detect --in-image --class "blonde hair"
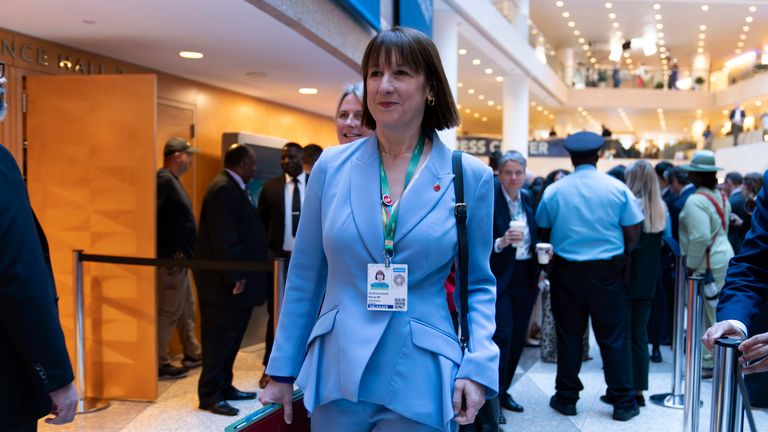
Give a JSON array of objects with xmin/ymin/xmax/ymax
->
[{"xmin": 626, "ymin": 160, "xmax": 667, "ymax": 233}]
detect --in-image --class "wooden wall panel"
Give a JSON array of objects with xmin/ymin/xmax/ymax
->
[{"xmin": 26, "ymin": 74, "xmax": 157, "ymax": 401}]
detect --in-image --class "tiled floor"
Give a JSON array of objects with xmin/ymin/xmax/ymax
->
[{"xmin": 38, "ymin": 341, "xmax": 767, "ymax": 431}]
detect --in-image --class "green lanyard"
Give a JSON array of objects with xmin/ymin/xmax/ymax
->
[{"xmin": 379, "ymin": 134, "xmax": 425, "ymax": 266}]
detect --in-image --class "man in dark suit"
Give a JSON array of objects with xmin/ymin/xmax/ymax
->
[
  {"xmin": 0, "ymin": 143, "xmax": 78, "ymax": 431},
  {"xmin": 703, "ymin": 169, "xmax": 768, "ymax": 385},
  {"xmin": 723, "ymin": 172, "xmax": 747, "ymax": 254},
  {"xmin": 665, "ymin": 166, "xmax": 694, "ymax": 241},
  {"xmin": 194, "ymin": 144, "xmax": 268, "ymax": 416},
  {"xmin": 256, "ymin": 142, "xmax": 305, "ymax": 389},
  {"xmin": 490, "ymin": 151, "xmax": 540, "ymax": 422}
]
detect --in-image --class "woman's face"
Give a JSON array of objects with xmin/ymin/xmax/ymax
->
[
  {"xmin": 375, "ymin": 271, "xmax": 384, "ymax": 281},
  {"xmin": 336, "ymin": 94, "xmax": 372, "ymax": 144},
  {"xmin": 366, "ymin": 52, "xmax": 430, "ymax": 133}
]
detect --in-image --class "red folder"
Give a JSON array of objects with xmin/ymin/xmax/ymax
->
[{"xmin": 225, "ymin": 389, "xmax": 310, "ymax": 432}]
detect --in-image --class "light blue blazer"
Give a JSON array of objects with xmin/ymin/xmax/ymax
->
[{"xmin": 266, "ymin": 132, "xmax": 499, "ymax": 430}]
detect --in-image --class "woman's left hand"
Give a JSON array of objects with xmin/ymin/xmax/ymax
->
[{"xmin": 452, "ymin": 378, "xmax": 485, "ymax": 425}]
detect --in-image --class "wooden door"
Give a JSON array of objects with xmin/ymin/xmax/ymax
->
[{"xmin": 26, "ymin": 74, "xmax": 157, "ymax": 400}]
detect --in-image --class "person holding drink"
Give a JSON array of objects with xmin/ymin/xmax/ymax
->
[{"xmin": 490, "ymin": 151, "xmax": 544, "ymax": 422}]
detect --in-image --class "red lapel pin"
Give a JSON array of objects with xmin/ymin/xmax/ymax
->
[{"xmin": 433, "ymin": 183, "xmax": 440, "ymax": 192}]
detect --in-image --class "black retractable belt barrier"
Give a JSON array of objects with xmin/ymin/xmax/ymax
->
[{"xmin": 72, "ymin": 250, "xmax": 273, "ymax": 414}]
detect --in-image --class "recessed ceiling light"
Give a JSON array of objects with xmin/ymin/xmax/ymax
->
[
  {"xmin": 456, "ymin": 104, "xmax": 462, "ymax": 109},
  {"xmin": 655, "ymin": 14, "xmax": 662, "ymax": 20},
  {"xmin": 488, "ymin": 100, "xmax": 495, "ymax": 106},
  {"xmin": 568, "ymin": 21, "xmax": 576, "ymax": 27},
  {"xmin": 574, "ymin": 30, "xmax": 581, "ymax": 35},
  {"xmin": 699, "ymin": 33, "xmax": 706, "ymax": 39},
  {"xmin": 698, "ymin": 40, "xmax": 705, "ymax": 46},
  {"xmin": 465, "ymin": 108, "xmax": 471, "ymax": 113},
  {"xmin": 656, "ymin": 23, "xmax": 663, "ymax": 29},
  {"xmin": 736, "ymin": 48, "xmax": 742, "ymax": 54},
  {"xmin": 586, "ymin": 51, "xmax": 592, "ymax": 57},
  {"xmin": 653, "ymin": 3, "xmax": 661, "ymax": 10},
  {"xmin": 609, "ymin": 12, "xmax": 616, "ymax": 19},
  {"xmin": 531, "ymin": 101, "xmax": 537, "ymax": 106},
  {"xmin": 697, "ymin": 48, "xmax": 704, "ymax": 53},
  {"xmin": 457, "ymin": 82, "xmax": 464, "ymax": 88},
  {"xmin": 458, "ymin": 48, "xmax": 468, "ymax": 55},
  {"xmin": 484, "ymin": 68, "xmax": 493, "ymax": 74},
  {"xmin": 623, "ymin": 51, "xmax": 630, "ymax": 58},
  {"xmin": 478, "ymin": 95, "xmax": 486, "ymax": 100},
  {"xmin": 482, "ymin": 117, "xmax": 488, "ymax": 122},
  {"xmin": 740, "ymin": 34, "xmax": 747, "ymax": 40},
  {"xmin": 537, "ymin": 106, "xmax": 544, "ymax": 111},
  {"xmin": 496, "ymin": 76, "xmax": 504, "ymax": 82},
  {"xmin": 748, "ymin": 6, "xmax": 757, "ymax": 13},
  {"xmin": 496, "ymin": 105, "xmax": 502, "ymax": 110},
  {"xmin": 467, "ymin": 88, "xmax": 475, "ymax": 94},
  {"xmin": 472, "ymin": 59, "xmax": 481, "ymax": 65},
  {"xmin": 659, "ymin": 46, "xmax": 667, "ymax": 52},
  {"xmin": 590, "ymin": 57, "xmax": 597, "ymax": 63},
  {"xmin": 745, "ymin": 16, "xmax": 753, "ymax": 23},
  {"xmin": 556, "ymin": 1, "xmax": 564, "ymax": 7},
  {"xmin": 612, "ymin": 22, "xmax": 620, "ymax": 28},
  {"xmin": 583, "ymin": 44, "xmax": 590, "ymax": 50},
  {"xmin": 743, "ymin": 26, "xmax": 750, "ymax": 32},
  {"xmin": 298, "ymin": 88, "xmax": 318, "ymax": 95},
  {"xmin": 659, "ymin": 39, "xmax": 666, "ymax": 45},
  {"xmin": 699, "ymin": 25, "xmax": 707, "ymax": 31},
  {"xmin": 605, "ymin": 2, "xmax": 613, "ymax": 9},
  {"xmin": 657, "ymin": 32, "xmax": 664, "ymax": 38},
  {"xmin": 701, "ymin": 5, "xmax": 709, "ymax": 11},
  {"xmin": 756, "ymin": 100, "xmax": 763, "ymax": 106},
  {"xmin": 562, "ymin": 11, "xmax": 570, "ymax": 17},
  {"xmin": 578, "ymin": 37, "xmax": 586, "ymax": 43},
  {"xmin": 626, "ymin": 58, "xmax": 633, "ymax": 64},
  {"xmin": 737, "ymin": 42, "xmax": 744, "ymax": 47},
  {"xmin": 179, "ymin": 51, "xmax": 204, "ymax": 59},
  {"xmin": 473, "ymin": 113, "xmax": 480, "ymax": 118}
]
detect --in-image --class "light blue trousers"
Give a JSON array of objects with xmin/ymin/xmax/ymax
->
[{"xmin": 310, "ymin": 399, "xmax": 456, "ymax": 432}]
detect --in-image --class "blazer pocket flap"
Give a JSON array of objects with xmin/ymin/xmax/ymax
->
[
  {"xmin": 410, "ymin": 320, "xmax": 462, "ymax": 364},
  {"xmin": 306, "ymin": 308, "xmax": 339, "ymax": 348}
]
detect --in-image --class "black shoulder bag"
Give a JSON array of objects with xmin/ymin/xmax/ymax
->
[{"xmin": 453, "ymin": 151, "xmax": 500, "ymax": 432}]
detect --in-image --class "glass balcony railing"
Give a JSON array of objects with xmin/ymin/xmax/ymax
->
[{"xmin": 572, "ymin": 64, "xmax": 709, "ymax": 91}]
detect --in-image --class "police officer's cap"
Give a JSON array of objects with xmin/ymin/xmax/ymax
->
[{"xmin": 564, "ymin": 131, "xmax": 605, "ymax": 156}]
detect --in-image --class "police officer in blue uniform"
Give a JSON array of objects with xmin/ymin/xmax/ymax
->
[{"xmin": 536, "ymin": 131, "xmax": 644, "ymax": 421}]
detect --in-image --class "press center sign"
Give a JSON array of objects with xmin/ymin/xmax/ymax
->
[{"xmin": 456, "ymin": 136, "xmax": 502, "ymax": 157}]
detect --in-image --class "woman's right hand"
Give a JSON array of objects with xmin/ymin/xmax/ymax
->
[{"xmin": 258, "ymin": 381, "xmax": 295, "ymax": 424}]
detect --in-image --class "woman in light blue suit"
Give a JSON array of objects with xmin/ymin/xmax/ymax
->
[{"xmin": 259, "ymin": 27, "xmax": 499, "ymax": 431}]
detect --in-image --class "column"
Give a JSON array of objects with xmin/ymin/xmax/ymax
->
[
  {"xmin": 514, "ymin": 0, "xmax": 531, "ymax": 39},
  {"xmin": 558, "ymin": 47, "xmax": 575, "ymax": 87},
  {"xmin": 433, "ymin": 9, "xmax": 459, "ymax": 149},
  {"xmin": 502, "ymin": 74, "xmax": 529, "ymax": 156},
  {"xmin": 691, "ymin": 53, "xmax": 710, "ymax": 90}
]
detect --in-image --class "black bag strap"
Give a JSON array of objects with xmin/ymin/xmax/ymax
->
[{"xmin": 452, "ymin": 150, "xmax": 469, "ymax": 352}]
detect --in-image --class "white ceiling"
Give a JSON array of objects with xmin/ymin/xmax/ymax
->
[{"xmin": 0, "ymin": 0, "xmax": 360, "ymax": 117}]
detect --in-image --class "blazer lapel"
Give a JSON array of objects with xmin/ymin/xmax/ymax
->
[
  {"xmin": 395, "ymin": 133, "xmax": 454, "ymax": 243},
  {"xmin": 349, "ymin": 135, "xmax": 383, "ymax": 262}
]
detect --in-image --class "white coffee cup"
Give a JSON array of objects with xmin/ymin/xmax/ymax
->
[
  {"xmin": 535, "ymin": 242, "xmax": 553, "ymax": 264},
  {"xmin": 508, "ymin": 220, "xmax": 526, "ymax": 248}
]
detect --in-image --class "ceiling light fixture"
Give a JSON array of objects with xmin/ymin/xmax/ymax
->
[
  {"xmin": 613, "ymin": 22, "xmax": 620, "ymax": 28},
  {"xmin": 472, "ymin": 59, "xmax": 481, "ymax": 65},
  {"xmin": 656, "ymin": 23, "xmax": 664, "ymax": 29},
  {"xmin": 562, "ymin": 11, "xmax": 570, "ymax": 18},
  {"xmin": 457, "ymin": 82, "xmax": 464, "ymax": 87},
  {"xmin": 748, "ymin": 6, "xmax": 757, "ymax": 13},
  {"xmin": 458, "ymin": 48, "xmax": 467, "ymax": 55},
  {"xmin": 697, "ymin": 48, "xmax": 704, "ymax": 53},
  {"xmin": 478, "ymin": 95, "xmax": 486, "ymax": 100},
  {"xmin": 653, "ymin": 3, "xmax": 661, "ymax": 10},
  {"xmin": 745, "ymin": 16, "xmax": 753, "ymax": 23},
  {"xmin": 699, "ymin": 33, "xmax": 706, "ymax": 39},
  {"xmin": 743, "ymin": 26, "xmax": 750, "ymax": 32},
  {"xmin": 556, "ymin": 1, "xmax": 564, "ymax": 7},
  {"xmin": 699, "ymin": 25, "xmax": 707, "ymax": 31},
  {"xmin": 574, "ymin": 30, "xmax": 581, "ymax": 35},
  {"xmin": 655, "ymin": 14, "xmax": 662, "ymax": 20},
  {"xmin": 740, "ymin": 34, "xmax": 747, "ymax": 40},
  {"xmin": 488, "ymin": 100, "xmax": 495, "ymax": 106},
  {"xmin": 496, "ymin": 76, "xmax": 504, "ymax": 82},
  {"xmin": 568, "ymin": 21, "xmax": 576, "ymax": 27},
  {"xmin": 609, "ymin": 12, "xmax": 616, "ymax": 19},
  {"xmin": 484, "ymin": 68, "xmax": 493, "ymax": 74},
  {"xmin": 701, "ymin": 5, "xmax": 709, "ymax": 11},
  {"xmin": 179, "ymin": 51, "xmax": 204, "ymax": 59},
  {"xmin": 298, "ymin": 88, "xmax": 318, "ymax": 94},
  {"xmin": 605, "ymin": 2, "xmax": 613, "ymax": 8},
  {"xmin": 578, "ymin": 37, "xmax": 586, "ymax": 43},
  {"xmin": 468, "ymin": 88, "xmax": 475, "ymax": 94},
  {"xmin": 657, "ymin": 32, "xmax": 664, "ymax": 38}
]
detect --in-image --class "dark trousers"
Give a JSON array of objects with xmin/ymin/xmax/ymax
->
[
  {"xmin": 198, "ymin": 301, "xmax": 253, "ymax": 407},
  {"xmin": 625, "ymin": 299, "xmax": 652, "ymax": 390},
  {"xmin": 1, "ymin": 421, "xmax": 36, "ymax": 432},
  {"xmin": 264, "ymin": 255, "xmax": 289, "ymax": 368},
  {"xmin": 493, "ymin": 259, "xmax": 537, "ymax": 399},
  {"xmin": 550, "ymin": 257, "xmax": 635, "ymax": 409}
]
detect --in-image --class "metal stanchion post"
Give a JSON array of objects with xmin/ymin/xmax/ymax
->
[
  {"xmin": 710, "ymin": 338, "xmax": 744, "ymax": 432},
  {"xmin": 652, "ymin": 255, "xmax": 687, "ymax": 409},
  {"xmin": 273, "ymin": 258, "xmax": 287, "ymax": 329},
  {"xmin": 72, "ymin": 250, "xmax": 110, "ymax": 414},
  {"xmin": 683, "ymin": 276, "xmax": 704, "ymax": 432}
]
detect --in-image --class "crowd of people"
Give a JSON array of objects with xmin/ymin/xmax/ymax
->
[{"xmin": 2, "ymin": 26, "xmax": 767, "ymax": 432}]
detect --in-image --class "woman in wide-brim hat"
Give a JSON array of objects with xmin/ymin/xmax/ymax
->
[{"xmin": 678, "ymin": 150, "xmax": 734, "ymax": 378}]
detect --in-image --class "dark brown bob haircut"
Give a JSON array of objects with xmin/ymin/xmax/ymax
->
[{"xmin": 360, "ymin": 26, "xmax": 460, "ymax": 133}]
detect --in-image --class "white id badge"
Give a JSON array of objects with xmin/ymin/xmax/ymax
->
[{"xmin": 366, "ymin": 263, "xmax": 408, "ymax": 311}]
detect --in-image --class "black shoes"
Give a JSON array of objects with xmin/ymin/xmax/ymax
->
[
  {"xmin": 200, "ymin": 400, "xmax": 239, "ymax": 416},
  {"xmin": 158, "ymin": 363, "xmax": 188, "ymax": 380},
  {"xmin": 613, "ymin": 405, "xmax": 640, "ymax": 421},
  {"xmin": 501, "ymin": 396, "xmax": 524, "ymax": 413},
  {"xmin": 183, "ymin": 355, "xmax": 202, "ymax": 369},
  {"xmin": 600, "ymin": 394, "xmax": 645, "ymax": 407},
  {"xmin": 223, "ymin": 388, "xmax": 257, "ymax": 401},
  {"xmin": 549, "ymin": 395, "xmax": 577, "ymax": 416},
  {"xmin": 650, "ymin": 347, "xmax": 662, "ymax": 363}
]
